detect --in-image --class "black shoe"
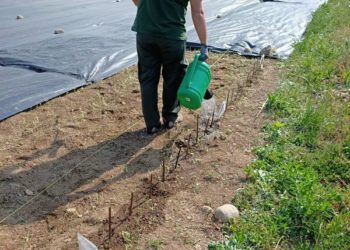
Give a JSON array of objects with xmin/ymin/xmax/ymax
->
[
  {"xmin": 146, "ymin": 122, "xmax": 162, "ymax": 135},
  {"xmin": 163, "ymin": 120, "xmax": 175, "ymax": 130}
]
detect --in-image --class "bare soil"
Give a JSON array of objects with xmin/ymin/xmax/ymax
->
[{"xmin": 0, "ymin": 52, "xmax": 278, "ymax": 250}]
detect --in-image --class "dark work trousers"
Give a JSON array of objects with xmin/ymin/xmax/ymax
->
[{"xmin": 136, "ymin": 33, "xmax": 187, "ymax": 130}]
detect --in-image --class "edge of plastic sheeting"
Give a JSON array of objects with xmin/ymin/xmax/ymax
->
[
  {"xmin": 77, "ymin": 233, "xmax": 98, "ymax": 250},
  {"xmin": 186, "ymin": 42, "xmax": 280, "ymax": 59},
  {"xmin": 0, "ymin": 67, "xmax": 87, "ymax": 122}
]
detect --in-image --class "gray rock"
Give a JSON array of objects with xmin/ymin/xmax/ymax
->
[
  {"xmin": 16, "ymin": 15, "xmax": 24, "ymax": 20},
  {"xmin": 214, "ymin": 204, "xmax": 239, "ymax": 222}
]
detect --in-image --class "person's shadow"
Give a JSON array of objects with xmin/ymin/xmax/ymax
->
[{"xmin": 0, "ymin": 129, "xmax": 163, "ymax": 225}]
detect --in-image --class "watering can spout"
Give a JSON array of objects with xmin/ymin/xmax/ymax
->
[{"xmin": 177, "ymin": 53, "xmax": 212, "ymax": 110}]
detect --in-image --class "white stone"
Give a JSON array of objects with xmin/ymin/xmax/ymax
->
[
  {"xmin": 25, "ymin": 189, "xmax": 34, "ymax": 196},
  {"xmin": 214, "ymin": 204, "xmax": 239, "ymax": 222},
  {"xmin": 16, "ymin": 15, "xmax": 24, "ymax": 20}
]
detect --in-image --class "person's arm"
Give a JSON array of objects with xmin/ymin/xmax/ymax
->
[
  {"xmin": 190, "ymin": 0, "xmax": 207, "ymax": 45},
  {"xmin": 132, "ymin": 0, "xmax": 139, "ymax": 7}
]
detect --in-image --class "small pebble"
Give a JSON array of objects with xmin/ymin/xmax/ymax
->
[
  {"xmin": 219, "ymin": 134, "xmax": 227, "ymax": 141},
  {"xmin": 54, "ymin": 28, "xmax": 64, "ymax": 34},
  {"xmin": 25, "ymin": 189, "xmax": 34, "ymax": 196},
  {"xmin": 16, "ymin": 15, "xmax": 24, "ymax": 20},
  {"xmin": 201, "ymin": 205, "xmax": 213, "ymax": 214}
]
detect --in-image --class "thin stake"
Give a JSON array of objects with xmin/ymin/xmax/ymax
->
[
  {"xmin": 129, "ymin": 192, "xmax": 134, "ymax": 216},
  {"xmin": 255, "ymin": 98, "xmax": 268, "ymax": 119},
  {"xmin": 226, "ymin": 89, "xmax": 231, "ymax": 111},
  {"xmin": 174, "ymin": 147, "xmax": 182, "ymax": 170},
  {"xmin": 149, "ymin": 174, "xmax": 153, "ymax": 198},
  {"xmin": 162, "ymin": 160, "xmax": 166, "ymax": 182},
  {"xmin": 205, "ymin": 116, "xmax": 211, "ymax": 132},
  {"xmin": 210, "ymin": 110, "xmax": 215, "ymax": 127},
  {"xmin": 260, "ymin": 54, "xmax": 265, "ymax": 70},
  {"xmin": 230, "ymin": 88, "xmax": 235, "ymax": 103},
  {"xmin": 196, "ymin": 114, "xmax": 199, "ymax": 144},
  {"xmin": 186, "ymin": 134, "xmax": 192, "ymax": 156},
  {"xmin": 108, "ymin": 207, "xmax": 112, "ymax": 241}
]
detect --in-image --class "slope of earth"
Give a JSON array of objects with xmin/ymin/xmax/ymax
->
[{"xmin": 0, "ymin": 52, "xmax": 278, "ymax": 249}]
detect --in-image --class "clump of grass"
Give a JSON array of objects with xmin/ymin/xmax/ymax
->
[{"xmin": 210, "ymin": 0, "xmax": 350, "ymax": 249}]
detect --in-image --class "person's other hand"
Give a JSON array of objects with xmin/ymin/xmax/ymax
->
[{"xmin": 199, "ymin": 44, "xmax": 208, "ymax": 61}]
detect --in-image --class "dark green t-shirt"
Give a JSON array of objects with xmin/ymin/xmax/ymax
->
[{"xmin": 132, "ymin": 0, "xmax": 189, "ymax": 41}]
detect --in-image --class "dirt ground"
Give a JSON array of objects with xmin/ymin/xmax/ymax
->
[{"xmin": 0, "ymin": 52, "xmax": 278, "ymax": 250}]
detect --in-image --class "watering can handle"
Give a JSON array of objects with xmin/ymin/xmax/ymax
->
[{"xmin": 183, "ymin": 53, "xmax": 200, "ymax": 89}]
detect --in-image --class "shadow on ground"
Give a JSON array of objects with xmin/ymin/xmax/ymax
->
[{"xmin": 0, "ymin": 129, "xmax": 164, "ymax": 225}]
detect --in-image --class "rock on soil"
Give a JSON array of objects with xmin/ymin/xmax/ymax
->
[
  {"xmin": 201, "ymin": 205, "xmax": 214, "ymax": 214},
  {"xmin": 214, "ymin": 204, "xmax": 239, "ymax": 223}
]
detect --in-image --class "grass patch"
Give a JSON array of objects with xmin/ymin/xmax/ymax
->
[{"xmin": 210, "ymin": 0, "xmax": 350, "ymax": 249}]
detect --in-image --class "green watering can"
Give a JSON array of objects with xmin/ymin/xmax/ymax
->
[{"xmin": 177, "ymin": 53, "xmax": 212, "ymax": 110}]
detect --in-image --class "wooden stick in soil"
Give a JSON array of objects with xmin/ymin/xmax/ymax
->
[
  {"xmin": 129, "ymin": 192, "xmax": 134, "ymax": 216},
  {"xmin": 255, "ymin": 98, "xmax": 268, "ymax": 119},
  {"xmin": 225, "ymin": 89, "xmax": 231, "ymax": 111},
  {"xmin": 205, "ymin": 115, "xmax": 211, "ymax": 132},
  {"xmin": 162, "ymin": 160, "xmax": 166, "ymax": 182},
  {"xmin": 174, "ymin": 146, "xmax": 182, "ymax": 170},
  {"xmin": 108, "ymin": 207, "xmax": 112, "ymax": 242},
  {"xmin": 196, "ymin": 114, "xmax": 199, "ymax": 144},
  {"xmin": 149, "ymin": 174, "xmax": 153, "ymax": 198},
  {"xmin": 210, "ymin": 110, "xmax": 215, "ymax": 127},
  {"xmin": 186, "ymin": 134, "xmax": 192, "ymax": 156}
]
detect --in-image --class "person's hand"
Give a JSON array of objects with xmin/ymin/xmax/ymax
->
[{"xmin": 199, "ymin": 44, "xmax": 208, "ymax": 62}]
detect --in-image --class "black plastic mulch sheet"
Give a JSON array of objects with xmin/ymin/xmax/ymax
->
[{"xmin": 0, "ymin": 0, "xmax": 326, "ymax": 121}]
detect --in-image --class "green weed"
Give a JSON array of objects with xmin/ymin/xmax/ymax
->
[{"xmin": 210, "ymin": 0, "xmax": 350, "ymax": 249}]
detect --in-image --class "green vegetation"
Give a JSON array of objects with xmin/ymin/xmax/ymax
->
[
  {"xmin": 210, "ymin": 0, "xmax": 350, "ymax": 249},
  {"xmin": 149, "ymin": 239, "xmax": 164, "ymax": 250}
]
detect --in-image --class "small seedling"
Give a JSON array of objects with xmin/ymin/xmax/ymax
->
[
  {"xmin": 119, "ymin": 231, "xmax": 131, "ymax": 244},
  {"xmin": 149, "ymin": 239, "xmax": 164, "ymax": 250},
  {"xmin": 193, "ymin": 182, "xmax": 201, "ymax": 194}
]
